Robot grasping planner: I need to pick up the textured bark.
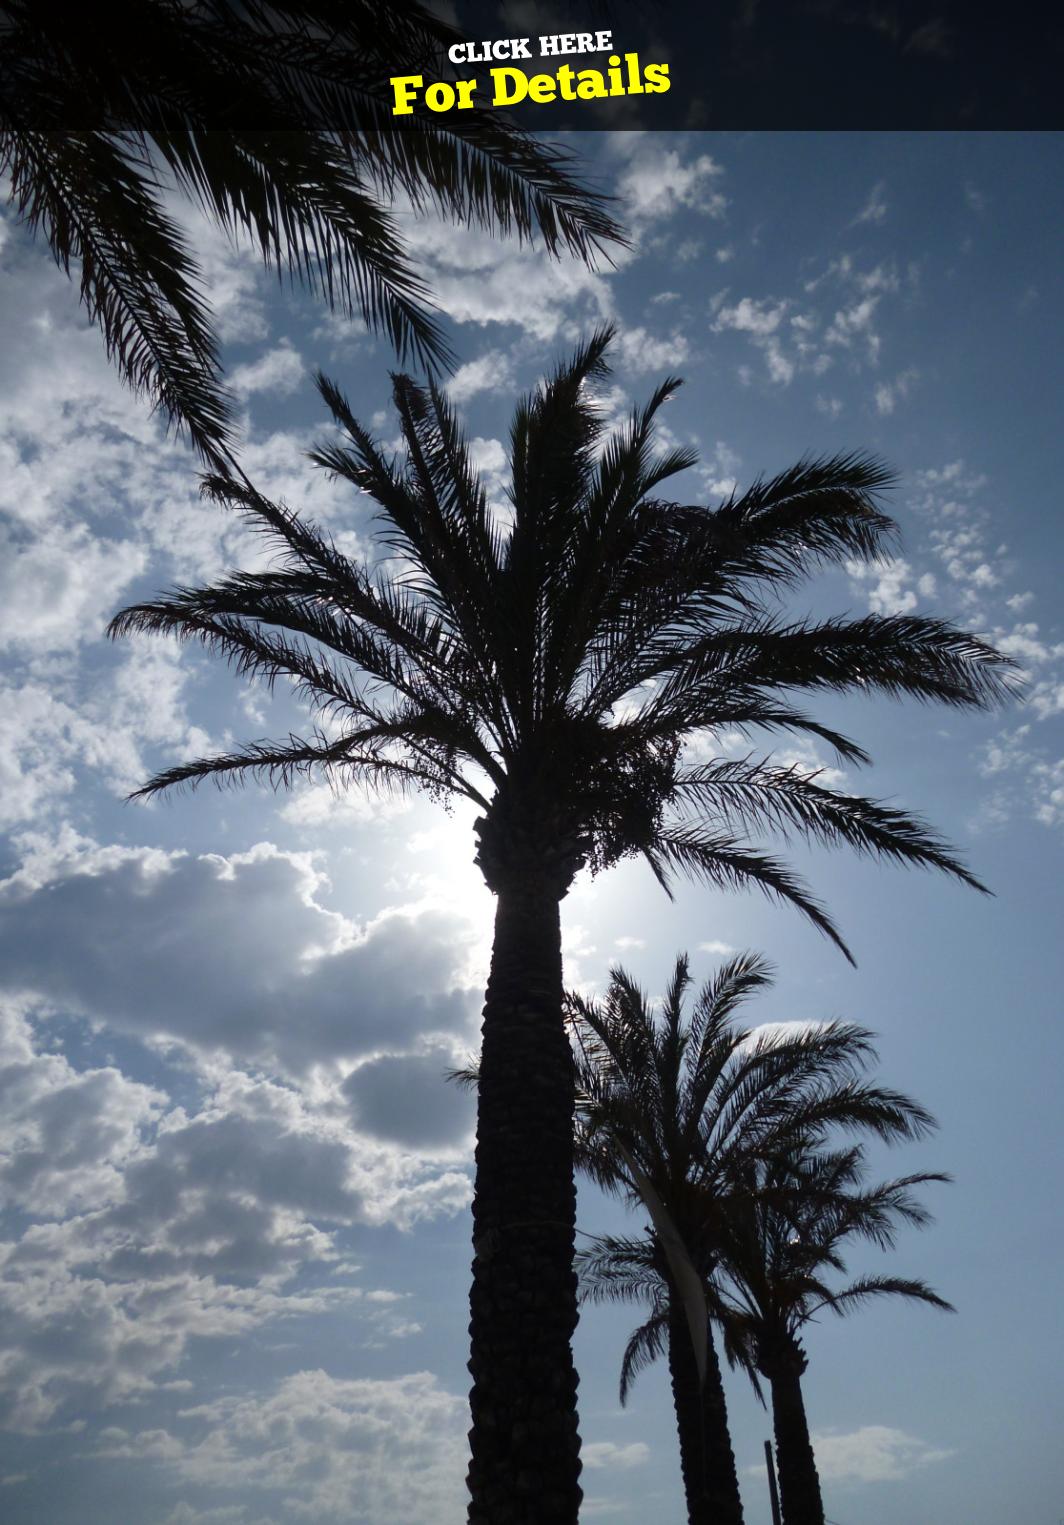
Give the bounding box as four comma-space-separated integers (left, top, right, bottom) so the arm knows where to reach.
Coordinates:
466, 883, 581, 1523
666, 1301, 745, 1525
767, 1351, 825, 1525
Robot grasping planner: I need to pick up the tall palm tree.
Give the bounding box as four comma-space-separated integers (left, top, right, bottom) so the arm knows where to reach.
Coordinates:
571, 953, 938, 1525
109, 329, 1010, 1523
718, 1145, 953, 1525
0, 0, 624, 466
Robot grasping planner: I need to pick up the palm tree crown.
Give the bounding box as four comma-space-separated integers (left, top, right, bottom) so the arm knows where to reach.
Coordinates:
717, 1143, 952, 1525
112, 326, 1012, 950
0, 0, 625, 464
720, 1140, 953, 1371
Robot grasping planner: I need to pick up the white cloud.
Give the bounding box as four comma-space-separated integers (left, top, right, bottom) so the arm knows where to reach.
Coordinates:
0, 994, 468, 1431
846, 556, 934, 615
0, 1000, 165, 1217
825, 295, 881, 360
396, 207, 613, 343
711, 299, 806, 386
698, 440, 741, 499
1031, 756, 1064, 826
874, 367, 919, 416
279, 780, 412, 829
581, 1440, 649, 1470
230, 343, 305, 399
0, 839, 484, 1076
992, 621, 1064, 672
615, 327, 690, 373
167, 1369, 468, 1522
974, 727, 1064, 831
697, 941, 737, 957
614, 144, 727, 224
0, 638, 212, 826
763, 337, 794, 385
0, 523, 145, 652
713, 297, 787, 337
852, 181, 888, 226
445, 351, 513, 404
812, 1425, 954, 1484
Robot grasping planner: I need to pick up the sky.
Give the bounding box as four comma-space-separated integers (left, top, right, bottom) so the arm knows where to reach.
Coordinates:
0, 131, 1061, 1524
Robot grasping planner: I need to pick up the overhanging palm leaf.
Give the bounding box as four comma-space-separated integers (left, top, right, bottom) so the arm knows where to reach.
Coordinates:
1, 0, 626, 464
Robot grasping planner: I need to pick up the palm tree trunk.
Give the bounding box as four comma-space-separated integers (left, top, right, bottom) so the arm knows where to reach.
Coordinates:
466, 883, 581, 1523
768, 1363, 825, 1525
666, 1301, 745, 1525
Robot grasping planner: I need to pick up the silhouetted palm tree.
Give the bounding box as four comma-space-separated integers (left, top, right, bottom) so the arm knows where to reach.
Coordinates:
0, 0, 624, 465
718, 1145, 952, 1525
109, 329, 1010, 1523
571, 953, 937, 1525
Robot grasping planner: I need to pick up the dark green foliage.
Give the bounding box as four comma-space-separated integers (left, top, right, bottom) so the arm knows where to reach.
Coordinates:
1, 0, 625, 463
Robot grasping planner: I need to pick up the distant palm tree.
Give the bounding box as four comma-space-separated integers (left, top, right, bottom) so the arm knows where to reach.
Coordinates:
571, 953, 938, 1525
0, 0, 625, 466
718, 1145, 952, 1525
110, 329, 1010, 1522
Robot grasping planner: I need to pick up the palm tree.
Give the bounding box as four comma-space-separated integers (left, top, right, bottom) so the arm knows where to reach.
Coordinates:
109, 329, 1010, 1523
718, 1145, 953, 1525
571, 953, 939, 1525
0, 0, 624, 466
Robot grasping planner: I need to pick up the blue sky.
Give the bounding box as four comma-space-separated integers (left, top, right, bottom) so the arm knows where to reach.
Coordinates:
0, 131, 1061, 1523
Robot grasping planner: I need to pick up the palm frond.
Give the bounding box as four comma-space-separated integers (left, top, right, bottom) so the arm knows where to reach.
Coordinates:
810, 1274, 955, 1320
618, 1312, 669, 1407
644, 828, 852, 962
2, 2, 626, 458
670, 758, 987, 891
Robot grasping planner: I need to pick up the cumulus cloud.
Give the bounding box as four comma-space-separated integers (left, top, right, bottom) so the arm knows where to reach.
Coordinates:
846, 556, 935, 615
581, 1440, 649, 1470
0, 637, 212, 828
343, 1043, 476, 1151
712, 297, 787, 337
395, 209, 613, 343
710, 293, 838, 388
0, 995, 469, 1432
613, 141, 727, 225
0, 1000, 165, 1217
811, 1425, 954, 1483
161, 1369, 468, 1522
229, 343, 306, 400
614, 326, 690, 373
445, 351, 514, 404
0, 523, 145, 653
0, 840, 483, 1075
